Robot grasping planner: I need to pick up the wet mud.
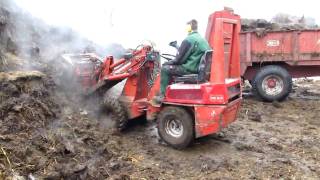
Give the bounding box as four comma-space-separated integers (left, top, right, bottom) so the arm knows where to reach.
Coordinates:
1, 73, 319, 179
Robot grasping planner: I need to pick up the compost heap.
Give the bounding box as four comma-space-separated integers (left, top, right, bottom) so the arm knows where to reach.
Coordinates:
0, 1, 133, 179
0, 71, 143, 179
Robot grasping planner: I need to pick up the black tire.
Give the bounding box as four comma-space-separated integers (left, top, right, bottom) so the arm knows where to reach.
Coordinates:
157, 106, 194, 149
99, 94, 128, 131
252, 65, 292, 102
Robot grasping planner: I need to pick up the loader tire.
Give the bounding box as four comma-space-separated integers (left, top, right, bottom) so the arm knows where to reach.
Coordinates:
99, 95, 128, 132
252, 65, 292, 102
157, 106, 194, 149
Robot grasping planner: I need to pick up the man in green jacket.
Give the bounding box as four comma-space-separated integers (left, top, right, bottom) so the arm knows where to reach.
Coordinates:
154, 19, 211, 104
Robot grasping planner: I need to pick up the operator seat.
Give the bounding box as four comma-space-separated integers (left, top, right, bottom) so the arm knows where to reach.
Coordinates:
174, 50, 213, 84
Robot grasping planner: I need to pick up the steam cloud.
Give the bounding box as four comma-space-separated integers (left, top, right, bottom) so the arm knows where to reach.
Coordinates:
0, 0, 127, 72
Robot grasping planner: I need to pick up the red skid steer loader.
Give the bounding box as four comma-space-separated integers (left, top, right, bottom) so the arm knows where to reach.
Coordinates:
63, 9, 242, 149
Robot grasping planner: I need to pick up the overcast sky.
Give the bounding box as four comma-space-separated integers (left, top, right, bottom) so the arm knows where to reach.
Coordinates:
13, 0, 320, 51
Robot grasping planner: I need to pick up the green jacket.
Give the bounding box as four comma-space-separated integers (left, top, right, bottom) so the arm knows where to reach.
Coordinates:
169, 32, 211, 73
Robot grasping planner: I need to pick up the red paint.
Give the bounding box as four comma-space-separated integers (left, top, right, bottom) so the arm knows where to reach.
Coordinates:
267, 78, 276, 88
194, 98, 241, 138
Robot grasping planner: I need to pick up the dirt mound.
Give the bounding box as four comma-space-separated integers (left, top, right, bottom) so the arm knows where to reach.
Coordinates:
0, 1, 133, 178
0, 71, 136, 179
0, 71, 56, 176
0, 71, 57, 132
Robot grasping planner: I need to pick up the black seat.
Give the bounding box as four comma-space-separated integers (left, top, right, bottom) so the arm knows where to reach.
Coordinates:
174, 50, 213, 84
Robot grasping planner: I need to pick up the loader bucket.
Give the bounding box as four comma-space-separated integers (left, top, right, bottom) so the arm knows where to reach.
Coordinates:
85, 79, 124, 96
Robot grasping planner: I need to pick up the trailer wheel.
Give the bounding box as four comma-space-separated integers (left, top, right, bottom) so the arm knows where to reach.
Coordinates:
252, 65, 292, 102
99, 95, 128, 132
157, 106, 194, 149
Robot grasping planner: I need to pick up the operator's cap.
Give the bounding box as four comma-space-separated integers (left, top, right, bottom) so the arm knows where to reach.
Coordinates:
224, 7, 234, 14
187, 19, 198, 31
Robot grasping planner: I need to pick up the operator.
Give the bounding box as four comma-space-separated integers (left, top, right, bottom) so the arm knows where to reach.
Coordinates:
154, 19, 211, 104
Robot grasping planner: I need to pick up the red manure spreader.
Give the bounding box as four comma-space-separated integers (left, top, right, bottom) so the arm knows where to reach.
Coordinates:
240, 29, 320, 101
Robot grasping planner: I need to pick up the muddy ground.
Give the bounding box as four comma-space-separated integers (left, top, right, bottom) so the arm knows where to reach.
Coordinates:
0, 72, 319, 179
114, 79, 320, 179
